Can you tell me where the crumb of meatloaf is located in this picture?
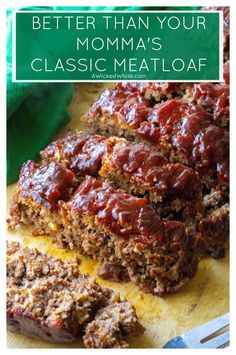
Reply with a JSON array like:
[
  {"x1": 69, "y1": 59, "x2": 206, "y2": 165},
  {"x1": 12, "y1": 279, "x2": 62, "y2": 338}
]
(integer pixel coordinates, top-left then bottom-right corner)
[
  {"x1": 83, "y1": 301, "x2": 145, "y2": 348},
  {"x1": 40, "y1": 131, "x2": 203, "y2": 217},
  {"x1": 202, "y1": 188, "x2": 228, "y2": 211},
  {"x1": 7, "y1": 241, "x2": 144, "y2": 346},
  {"x1": 84, "y1": 89, "x2": 229, "y2": 189}
]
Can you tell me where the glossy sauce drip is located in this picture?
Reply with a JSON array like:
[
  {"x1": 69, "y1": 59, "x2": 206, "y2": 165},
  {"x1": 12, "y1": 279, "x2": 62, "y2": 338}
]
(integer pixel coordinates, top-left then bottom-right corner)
[
  {"x1": 156, "y1": 100, "x2": 229, "y2": 185},
  {"x1": 92, "y1": 87, "x2": 153, "y2": 129},
  {"x1": 65, "y1": 176, "x2": 167, "y2": 241},
  {"x1": 109, "y1": 140, "x2": 201, "y2": 201},
  {"x1": 41, "y1": 132, "x2": 108, "y2": 177},
  {"x1": 19, "y1": 161, "x2": 75, "y2": 210},
  {"x1": 91, "y1": 90, "x2": 229, "y2": 186},
  {"x1": 189, "y1": 83, "x2": 229, "y2": 121}
]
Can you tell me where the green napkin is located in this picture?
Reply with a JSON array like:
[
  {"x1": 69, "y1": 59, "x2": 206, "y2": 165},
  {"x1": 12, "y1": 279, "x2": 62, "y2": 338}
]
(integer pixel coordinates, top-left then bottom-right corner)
[{"x1": 7, "y1": 7, "x2": 73, "y2": 184}]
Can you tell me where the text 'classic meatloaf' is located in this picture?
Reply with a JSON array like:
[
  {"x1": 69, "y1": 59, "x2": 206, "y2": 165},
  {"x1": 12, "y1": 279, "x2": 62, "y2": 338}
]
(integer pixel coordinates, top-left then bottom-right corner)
[
  {"x1": 7, "y1": 241, "x2": 144, "y2": 347},
  {"x1": 8, "y1": 160, "x2": 204, "y2": 295}
]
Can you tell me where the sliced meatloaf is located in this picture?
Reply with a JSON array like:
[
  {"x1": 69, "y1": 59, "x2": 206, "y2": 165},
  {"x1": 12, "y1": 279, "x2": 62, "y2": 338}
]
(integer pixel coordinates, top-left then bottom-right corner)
[
  {"x1": 116, "y1": 81, "x2": 229, "y2": 128},
  {"x1": 7, "y1": 241, "x2": 144, "y2": 347},
  {"x1": 41, "y1": 131, "x2": 203, "y2": 218},
  {"x1": 7, "y1": 160, "x2": 77, "y2": 234},
  {"x1": 116, "y1": 58, "x2": 229, "y2": 107},
  {"x1": 83, "y1": 88, "x2": 229, "y2": 190},
  {"x1": 8, "y1": 162, "x2": 204, "y2": 295}
]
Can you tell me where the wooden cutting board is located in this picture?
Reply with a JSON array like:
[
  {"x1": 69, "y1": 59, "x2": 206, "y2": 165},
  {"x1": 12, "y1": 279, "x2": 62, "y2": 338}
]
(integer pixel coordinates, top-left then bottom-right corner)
[{"x1": 7, "y1": 83, "x2": 229, "y2": 348}]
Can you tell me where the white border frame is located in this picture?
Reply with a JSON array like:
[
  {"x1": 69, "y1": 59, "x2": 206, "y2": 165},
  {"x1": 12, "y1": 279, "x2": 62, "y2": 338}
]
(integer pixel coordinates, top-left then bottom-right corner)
[
  {"x1": 2, "y1": 1, "x2": 234, "y2": 353},
  {"x1": 12, "y1": 9, "x2": 224, "y2": 83}
]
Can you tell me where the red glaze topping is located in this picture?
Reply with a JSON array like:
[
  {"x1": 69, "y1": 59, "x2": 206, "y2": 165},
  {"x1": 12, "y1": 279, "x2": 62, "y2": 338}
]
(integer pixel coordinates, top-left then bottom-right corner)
[
  {"x1": 91, "y1": 88, "x2": 154, "y2": 129},
  {"x1": 155, "y1": 100, "x2": 229, "y2": 186},
  {"x1": 91, "y1": 89, "x2": 229, "y2": 187},
  {"x1": 187, "y1": 83, "x2": 229, "y2": 124},
  {"x1": 41, "y1": 132, "x2": 107, "y2": 177},
  {"x1": 135, "y1": 122, "x2": 160, "y2": 144},
  {"x1": 18, "y1": 161, "x2": 75, "y2": 210},
  {"x1": 105, "y1": 139, "x2": 202, "y2": 201},
  {"x1": 62, "y1": 176, "x2": 187, "y2": 243}
]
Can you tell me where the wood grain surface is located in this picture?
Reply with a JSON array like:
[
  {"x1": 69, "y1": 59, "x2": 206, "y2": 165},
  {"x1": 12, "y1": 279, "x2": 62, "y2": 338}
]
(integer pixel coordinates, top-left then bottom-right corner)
[{"x1": 7, "y1": 83, "x2": 229, "y2": 348}]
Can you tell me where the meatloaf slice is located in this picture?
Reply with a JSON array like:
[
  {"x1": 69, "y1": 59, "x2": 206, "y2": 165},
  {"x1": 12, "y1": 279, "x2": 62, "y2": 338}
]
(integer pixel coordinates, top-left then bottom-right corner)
[
  {"x1": 185, "y1": 83, "x2": 229, "y2": 127},
  {"x1": 40, "y1": 131, "x2": 108, "y2": 177},
  {"x1": 84, "y1": 88, "x2": 229, "y2": 189},
  {"x1": 126, "y1": 80, "x2": 229, "y2": 128},
  {"x1": 7, "y1": 241, "x2": 144, "y2": 347},
  {"x1": 7, "y1": 160, "x2": 77, "y2": 236},
  {"x1": 40, "y1": 131, "x2": 203, "y2": 217},
  {"x1": 99, "y1": 136, "x2": 202, "y2": 218},
  {"x1": 58, "y1": 176, "x2": 204, "y2": 295},
  {"x1": 83, "y1": 301, "x2": 144, "y2": 348}
]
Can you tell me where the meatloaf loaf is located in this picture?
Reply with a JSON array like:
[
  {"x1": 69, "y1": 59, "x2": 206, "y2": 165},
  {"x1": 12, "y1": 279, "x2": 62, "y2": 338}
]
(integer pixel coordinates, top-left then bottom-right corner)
[
  {"x1": 7, "y1": 241, "x2": 144, "y2": 347},
  {"x1": 40, "y1": 131, "x2": 203, "y2": 218},
  {"x1": 82, "y1": 81, "x2": 229, "y2": 258},
  {"x1": 8, "y1": 161, "x2": 204, "y2": 295}
]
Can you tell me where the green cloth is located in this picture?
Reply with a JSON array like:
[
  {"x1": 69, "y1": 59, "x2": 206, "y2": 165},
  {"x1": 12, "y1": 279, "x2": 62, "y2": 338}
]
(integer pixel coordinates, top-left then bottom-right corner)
[
  {"x1": 7, "y1": 84, "x2": 73, "y2": 184},
  {"x1": 7, "y1": 7, "x2": 73, "y2": 184}
]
